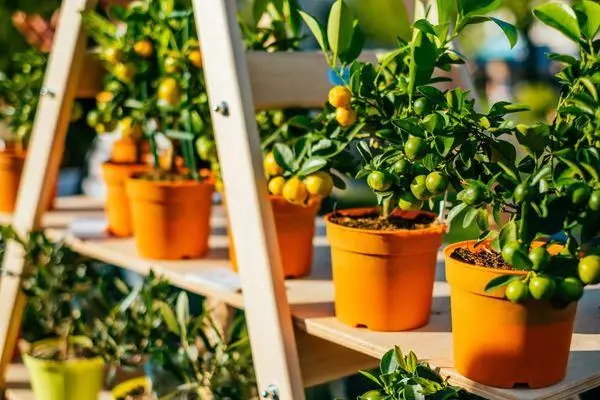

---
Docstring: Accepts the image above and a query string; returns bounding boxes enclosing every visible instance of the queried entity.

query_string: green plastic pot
[23,337,104,400]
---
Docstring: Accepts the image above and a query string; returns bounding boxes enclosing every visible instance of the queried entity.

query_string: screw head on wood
[260,384,279,399]
[213,101,229,116]
[39,86,56,97]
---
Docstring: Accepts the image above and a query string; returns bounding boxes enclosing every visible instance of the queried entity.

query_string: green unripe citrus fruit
[589,190,600,212]
[410,175,432,200]
[392,159,411,175]
[529,275,557,300]
[501,241,526,267]
[558,276,584,302]
[569,182,591,206]
[425,171,449,195]
[404,136,427,161]
[367,171,392,192]
[505,280,529,303]
[579,255,600,285]
[528,246,551,272]
[413,97,431,116]
[462,186,485,206]
[514,183,533,203]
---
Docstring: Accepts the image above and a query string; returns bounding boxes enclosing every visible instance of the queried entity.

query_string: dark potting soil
[30,342,98,361]
[450,246,511,270]
[116,386,152,400]
[329,212,437,231]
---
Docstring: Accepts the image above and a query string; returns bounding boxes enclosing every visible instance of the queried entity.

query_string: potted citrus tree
[0,50,77,212]
[86,1,214,259]
[301,0,517,331]
[439,0,600,388]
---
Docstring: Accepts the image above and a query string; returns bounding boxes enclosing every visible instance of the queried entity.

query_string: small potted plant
[3,227,105,400]
[86,1,214,259]
[0,50,77,212]
[300,0,515,331]
[440,0,600,388]
[357,347,478,400]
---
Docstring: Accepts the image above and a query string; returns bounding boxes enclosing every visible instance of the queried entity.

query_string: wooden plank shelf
[11,197,600,399]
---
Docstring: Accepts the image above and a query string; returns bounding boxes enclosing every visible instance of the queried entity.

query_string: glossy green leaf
[484,274,519,292]
[340,22,366,64]
[176,292,189,332]
[327,0,355,61]
[573,0,600,39]
[273,143,295,171]
[533,2,581,43]
[299,11,329,54]
[547,53,578,65]
[457,0,501,16]
[407,30,436,99]
[413,19,437,36]
[299,157,328,176]
[463,207,479,229]
[446,202,467,227]
[156,301,179,335]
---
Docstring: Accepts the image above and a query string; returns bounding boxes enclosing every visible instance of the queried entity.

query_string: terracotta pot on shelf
[228,196,320,279]
[127,177,214,260]
[324,208,445,331]
[444,240,576,388]
[0,150,25,213]
[102,162,148,237]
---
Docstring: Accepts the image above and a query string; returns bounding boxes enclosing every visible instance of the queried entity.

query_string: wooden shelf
[16,197,600,398]
[0,195,105,227]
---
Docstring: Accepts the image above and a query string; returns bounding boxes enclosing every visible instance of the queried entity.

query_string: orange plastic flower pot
[229,196,320,278]
[445,240,577,388]
[127,177,214,260]
[102,162,148,237]
[325,208,445,331]
[111,139,139,164]
[0,151,25,213]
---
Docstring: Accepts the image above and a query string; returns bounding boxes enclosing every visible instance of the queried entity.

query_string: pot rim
[443,240,527,276]
[127,175,215,188]
[324,207,445,236]
[24,337,104,365]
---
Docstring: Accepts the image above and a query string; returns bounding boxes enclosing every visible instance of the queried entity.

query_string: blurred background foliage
[0,0,58,70]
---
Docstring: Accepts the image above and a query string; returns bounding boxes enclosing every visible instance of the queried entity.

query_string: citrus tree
[303,0,600,306]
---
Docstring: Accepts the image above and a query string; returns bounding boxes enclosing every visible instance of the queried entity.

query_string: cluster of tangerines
[89,37,203,139]
[328,86,357,127]
[263,153,334,205]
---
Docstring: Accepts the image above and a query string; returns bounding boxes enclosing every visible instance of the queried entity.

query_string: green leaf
[252,0,270,25]
[273,143,295,171]
[418,86,447,105]
[327,0,355,62]
[498,220,517,249]
[463,207,478,229]
[489,101,529,117]
[512,250,533,270]
[359,370,381,386]
[413,19,437,36]
[457,0,501,16]
[380,349,399,375]
[516,124,550,157]
[580,77,598,102]
[533,2,581,43]
[407,30,436,100]
[160,0,174,16]
[176,292,189,332]
[446,202,467,228]
[437,0,452,26]
[573,0,600,39]
[299,11,328,54]
[489,17,518,48]
[547,53,578,65]
[299,157,327,176]
[484,274,519,292]
[156,301,179,335]
[340,22,365,64]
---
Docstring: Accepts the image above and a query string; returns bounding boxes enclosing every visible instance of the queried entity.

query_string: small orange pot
[127,177,214,260]
[228,197,320,278]
[102,162,148,237]
[445,240,577,388]
[325,208,445,331]
[0,151,25,213]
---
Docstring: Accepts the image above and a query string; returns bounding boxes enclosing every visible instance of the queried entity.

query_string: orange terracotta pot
[0,151,25,213]
[102,162,148,237]
[229,196,320,278]
[445,240,577,388]
[127,177,214,260]
[325,208,445,331]
[112,139,139,164]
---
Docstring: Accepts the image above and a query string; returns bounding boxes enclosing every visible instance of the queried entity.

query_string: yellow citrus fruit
[304,171,334,197]
[268,176,286,196]
[328,86,352,108]
[103,47,122,63]
[134,40,153,57]
[282,177,308,205]
[188,50,203,68]
[158,77,182,106]
[335,107,357,127]
[114,63,136,83]
[120,117,142,140]
[96,91,114,104]
[263,152,283,176]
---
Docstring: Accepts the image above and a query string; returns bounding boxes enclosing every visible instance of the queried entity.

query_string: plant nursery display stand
[0,0,599,399]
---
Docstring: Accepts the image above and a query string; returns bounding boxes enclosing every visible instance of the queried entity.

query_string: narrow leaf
[533,2,581,43]
[299,11,328,54]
